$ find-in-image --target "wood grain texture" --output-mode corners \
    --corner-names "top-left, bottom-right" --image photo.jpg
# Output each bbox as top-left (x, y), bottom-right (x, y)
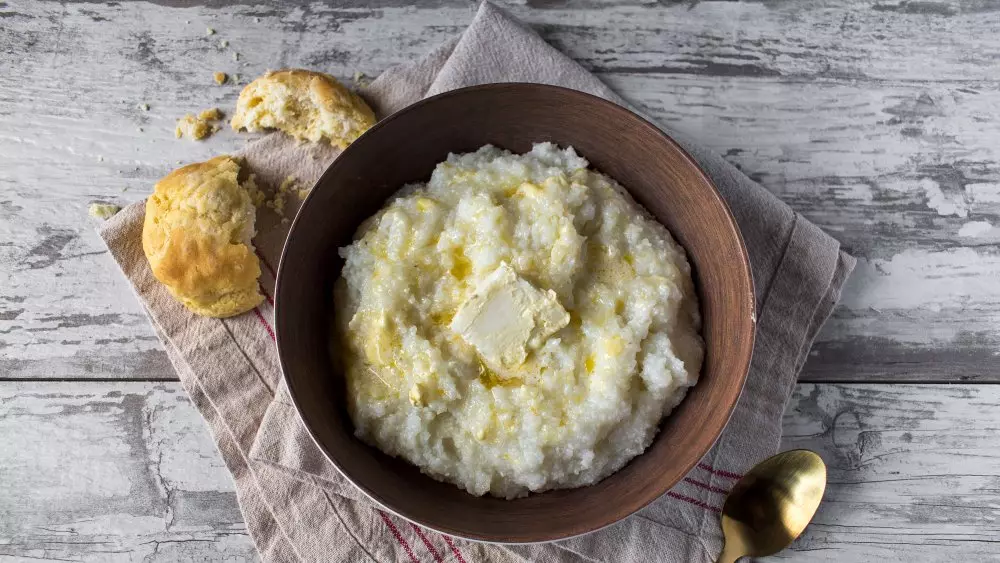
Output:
top-left (0, 382), bottom-right (255, 562)
top-left (778, 383), bottom-right (1000, 561)
top-left (2, 0), bottom-right (999, 559)
top-left (1, 0), bottom-right (998, 381)
top-left (3, 381), bottom-right (999, 562)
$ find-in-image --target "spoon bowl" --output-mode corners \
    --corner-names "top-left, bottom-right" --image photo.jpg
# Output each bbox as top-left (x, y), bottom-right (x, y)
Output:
top-left (718, 450), bottom-right (827, 563)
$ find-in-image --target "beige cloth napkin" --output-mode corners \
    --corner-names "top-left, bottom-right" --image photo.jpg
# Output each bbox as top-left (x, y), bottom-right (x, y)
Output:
top-left (100, 2), bottom-right (856, 561)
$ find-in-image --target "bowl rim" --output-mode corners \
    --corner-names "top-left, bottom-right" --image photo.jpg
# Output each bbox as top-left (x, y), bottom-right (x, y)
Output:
top-left (275, 82), bottom-right (756, 543)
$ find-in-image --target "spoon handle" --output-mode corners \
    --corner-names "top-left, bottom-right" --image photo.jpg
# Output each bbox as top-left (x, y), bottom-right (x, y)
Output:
top-left (716, 541), bottom-right (743, 563)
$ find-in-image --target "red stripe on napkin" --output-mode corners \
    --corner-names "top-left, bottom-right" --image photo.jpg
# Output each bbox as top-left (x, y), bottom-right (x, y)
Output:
top-left (410, 523), bottom-right (443, 562)
top-left (697, 463), bottom-right (743, 480)
top-left (378, 511), bottom-right (419, 563)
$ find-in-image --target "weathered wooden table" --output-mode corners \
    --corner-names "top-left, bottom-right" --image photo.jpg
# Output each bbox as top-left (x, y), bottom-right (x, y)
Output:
top-left (2, 1), bottom-right (998, 561)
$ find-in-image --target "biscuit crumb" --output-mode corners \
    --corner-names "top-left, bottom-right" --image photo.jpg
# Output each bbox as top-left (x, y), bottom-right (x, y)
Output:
top-left (219, 39), bottom-right (229, 49)
top-left (352, 71), bottom-right (370, 86)
top-left (297, 188), bottom-right (310, 200)
top-left (265, 192), bottom-right (284, 216)
top-left (279, 175), bottom-right (298, 193)
top-left (175, 108), bottom-right (223, 140)
top-left (89, 202), bottom-right (121, 220)
top-left (232, 52), bottom-right (240, 62)
top-left (213, 71), bottom-right (228, 85)
top-left (138, 127), bottom-right (144, 132)
top-left (265, 175), bottom-right (302, 217)
top-left (245, 174), bottom-right (266, 207)
top-left (139, 103), bottom-right (150, 111)
top-left (206, 27), bottom-right (215, 36)
top-left (97, 155), bottom-right (104, 162)
top-left (198, 107), bottom-right (223, 121)
top-left (254, 17), bottom-right (261, 23)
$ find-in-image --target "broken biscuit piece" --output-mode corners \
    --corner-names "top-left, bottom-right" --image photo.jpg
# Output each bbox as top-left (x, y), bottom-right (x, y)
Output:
top-left (230, 69), bottom-right (375, 149)
top-left (88, 202), bottom-right (121, 220)
top-left (142, 155), bottom-right (264, 317)
top-left (175, 108), bottom-right (223, 140)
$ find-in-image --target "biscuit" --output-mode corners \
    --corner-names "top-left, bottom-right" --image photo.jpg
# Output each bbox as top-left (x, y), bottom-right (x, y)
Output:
top-left (230, 69), bottom-right (375, 149)
top-left (88, 202), bottom-right (121, 220)
top-left (175, 108), bottom-right (224, 141)
top-left (142, 155), bottom-right (264, 318)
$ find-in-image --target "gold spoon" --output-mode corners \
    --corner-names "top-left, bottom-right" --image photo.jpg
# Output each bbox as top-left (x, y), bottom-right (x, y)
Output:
top-left (716, 449), bottom-right (827, 563)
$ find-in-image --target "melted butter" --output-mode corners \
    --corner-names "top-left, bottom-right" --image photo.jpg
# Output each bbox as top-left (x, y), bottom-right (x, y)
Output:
top-left (477, 357), bottom-right (522, 389)
top-left (415, 197), bottom-right (437, 212)
top-left (408, 383), bottom-right (427, 407)
top-left (355, 312), bottom-right (394, 366)
top-left (587, 240), bottom-right (635, 284)
top-left (505, 181), bottom-right (543, 200)
top-left (430, 309), bottom-right (455, 328)
top-left (568, 311), bottom-right (582, 328)
top-left (603, 336), bottom-right (625, 356)
top-left (450, 249), bottom-right (472, 280)
top-left (352, 361), bottom-right (395, 403)
top-left (474, 410), bottom-right (500, 442)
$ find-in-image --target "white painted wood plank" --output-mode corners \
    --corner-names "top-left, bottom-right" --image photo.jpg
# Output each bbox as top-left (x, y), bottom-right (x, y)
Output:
top-left (775, 383), bottom-right (1000, 561)
top-left (2, 381), bottom-right (999, 561)
top-left (0, 382), bottom-right (256, 562)
top-left (1, 5), bottom-right (998, 374)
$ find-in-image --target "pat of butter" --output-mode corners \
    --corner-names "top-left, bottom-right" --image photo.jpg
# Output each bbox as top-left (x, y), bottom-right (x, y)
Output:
top-left (451, 262), bottom-right (569, 370)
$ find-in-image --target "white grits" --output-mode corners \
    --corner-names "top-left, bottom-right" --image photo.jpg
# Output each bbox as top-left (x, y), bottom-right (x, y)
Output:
top-left (336, 143), bottom-right (703, 499)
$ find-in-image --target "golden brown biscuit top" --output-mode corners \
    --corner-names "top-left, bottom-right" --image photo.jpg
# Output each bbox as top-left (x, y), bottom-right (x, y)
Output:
top-left (142, 156), bottom-right (262, 317)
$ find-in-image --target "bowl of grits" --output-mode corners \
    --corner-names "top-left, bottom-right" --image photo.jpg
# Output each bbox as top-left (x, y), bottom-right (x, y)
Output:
top-left (275, 83), bottom-right (755, 542)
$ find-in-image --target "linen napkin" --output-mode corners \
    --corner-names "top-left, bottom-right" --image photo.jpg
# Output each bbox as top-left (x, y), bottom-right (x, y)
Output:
top-left (100, 2), bottom-right (855, 562)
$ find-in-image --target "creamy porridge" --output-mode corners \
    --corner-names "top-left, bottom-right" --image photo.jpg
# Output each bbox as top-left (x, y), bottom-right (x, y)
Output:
top-left (336, 143), bottom-right (703, 499)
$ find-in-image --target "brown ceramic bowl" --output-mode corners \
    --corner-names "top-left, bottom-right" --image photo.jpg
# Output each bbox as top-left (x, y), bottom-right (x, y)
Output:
top-left (275, 83), bottom-right (754, 543)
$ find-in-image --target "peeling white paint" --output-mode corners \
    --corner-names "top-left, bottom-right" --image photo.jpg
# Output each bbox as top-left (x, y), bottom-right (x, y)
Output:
top-left (63, 514), bottom-right (167, 536)
top-left (0, 391), bottom-right (132, 499)
top-left (782, 383), bottom-right (1000, 560)
top-left (4, 0), bottom-right (1000, 385)
top-left (0, 383), bottom-right (253, 561)
top-left (840, 248), bottom-right (1000, 312)
top-left (883, 178), bottom-right (969, 217)
top-left (958, 221), bottom-right (994, 238)
top-left (966, 183), bottom-right (1000, 204)
top-left (147, 391), bottom-right (235, 491)
top-left (837, 183), bottom-right (875, 203)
